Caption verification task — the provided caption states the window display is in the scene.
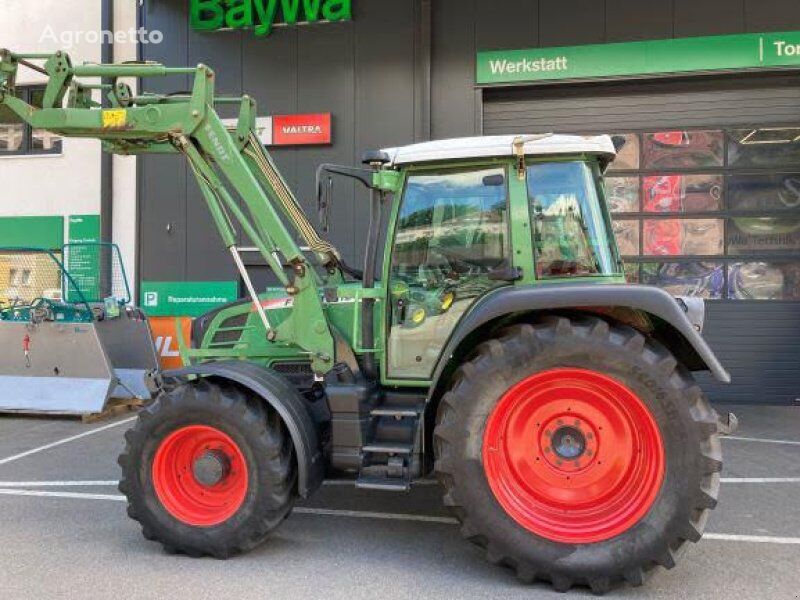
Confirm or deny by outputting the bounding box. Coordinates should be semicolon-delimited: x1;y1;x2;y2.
643;219;723;256
605;177;639;213
641;262;724;298
728;261;800;300
606;126;800;300
643;130;724;169
728;127;800;168
642;174;722;213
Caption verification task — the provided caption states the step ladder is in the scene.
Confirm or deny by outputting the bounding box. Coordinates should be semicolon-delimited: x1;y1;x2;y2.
356;399;423;491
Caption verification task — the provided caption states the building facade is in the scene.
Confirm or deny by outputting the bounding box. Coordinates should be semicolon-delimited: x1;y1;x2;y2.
2;1;799;404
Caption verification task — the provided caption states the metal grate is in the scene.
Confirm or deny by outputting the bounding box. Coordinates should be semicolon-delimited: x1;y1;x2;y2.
61;242;130;304
0;249;65;307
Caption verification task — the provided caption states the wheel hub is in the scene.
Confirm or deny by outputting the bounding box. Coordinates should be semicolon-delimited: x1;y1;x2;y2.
551;425;586;460
192;449;231;487
482;368;665;544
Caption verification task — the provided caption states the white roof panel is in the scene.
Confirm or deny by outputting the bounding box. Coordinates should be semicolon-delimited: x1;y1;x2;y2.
382;134;616;166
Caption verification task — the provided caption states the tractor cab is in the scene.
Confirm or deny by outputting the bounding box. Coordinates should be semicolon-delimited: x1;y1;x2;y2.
372;134;626;380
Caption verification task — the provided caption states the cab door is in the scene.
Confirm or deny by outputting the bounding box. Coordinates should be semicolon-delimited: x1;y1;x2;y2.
384;164;512;382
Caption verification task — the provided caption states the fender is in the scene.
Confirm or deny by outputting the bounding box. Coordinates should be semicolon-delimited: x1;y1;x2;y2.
164;360;324;498
428;283;730;399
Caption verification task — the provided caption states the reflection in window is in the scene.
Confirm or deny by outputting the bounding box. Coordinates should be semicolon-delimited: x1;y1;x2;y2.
613;219;639;256
727;216;800;254
728;262;800;300
32;129;62;153
643;130;723;169
623;263;639;283
642;174;722;213
728;173;800;211
643;219;723;256
728;128;800;168
641;262;724;298
528;161;618;277
0;124;24;152
387;167;509;379
608;133;639;170
604;177;639;213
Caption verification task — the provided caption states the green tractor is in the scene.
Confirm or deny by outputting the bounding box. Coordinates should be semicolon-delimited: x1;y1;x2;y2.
0;50;729;593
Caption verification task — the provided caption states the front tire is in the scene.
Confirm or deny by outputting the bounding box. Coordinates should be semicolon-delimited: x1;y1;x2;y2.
118;379;296;558
433;317;721;593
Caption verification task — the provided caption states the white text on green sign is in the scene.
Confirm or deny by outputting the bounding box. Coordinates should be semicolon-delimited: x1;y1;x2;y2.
477;31;800;85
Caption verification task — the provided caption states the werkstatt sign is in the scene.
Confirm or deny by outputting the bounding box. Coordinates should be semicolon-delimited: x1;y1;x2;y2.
140;281;238;317
477;31;800;85
191;0;352;37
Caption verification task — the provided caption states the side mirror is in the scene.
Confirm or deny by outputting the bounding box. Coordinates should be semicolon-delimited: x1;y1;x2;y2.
362;150;391;166
482;174;505;187
611;135;627;153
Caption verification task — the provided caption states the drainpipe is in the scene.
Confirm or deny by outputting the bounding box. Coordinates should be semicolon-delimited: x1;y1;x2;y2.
100;0;113;244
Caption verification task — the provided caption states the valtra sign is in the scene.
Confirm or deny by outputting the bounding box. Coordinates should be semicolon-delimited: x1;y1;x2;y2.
271;113;331;145
190;0;352;37
221;113;332;145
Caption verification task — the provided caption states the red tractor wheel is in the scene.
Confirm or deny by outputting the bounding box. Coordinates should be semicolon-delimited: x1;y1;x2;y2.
434;317;721;594
118;380;296;558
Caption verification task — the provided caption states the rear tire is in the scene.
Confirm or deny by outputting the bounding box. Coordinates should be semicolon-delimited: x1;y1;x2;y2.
433;317;721;593
118;379;296;558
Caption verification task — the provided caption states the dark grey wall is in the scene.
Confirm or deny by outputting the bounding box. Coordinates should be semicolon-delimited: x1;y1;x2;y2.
140;0;424;280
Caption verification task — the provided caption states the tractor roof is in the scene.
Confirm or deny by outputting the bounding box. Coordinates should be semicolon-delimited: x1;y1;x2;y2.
382;134;616;166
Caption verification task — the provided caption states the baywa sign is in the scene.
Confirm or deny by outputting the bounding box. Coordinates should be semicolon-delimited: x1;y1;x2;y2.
191;0;352;37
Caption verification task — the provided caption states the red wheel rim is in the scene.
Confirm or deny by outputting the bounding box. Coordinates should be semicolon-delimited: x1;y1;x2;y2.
152;425;249;527
482;368;665;544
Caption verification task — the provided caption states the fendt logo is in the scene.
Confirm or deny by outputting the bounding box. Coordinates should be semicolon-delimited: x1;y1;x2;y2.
191;0;352;37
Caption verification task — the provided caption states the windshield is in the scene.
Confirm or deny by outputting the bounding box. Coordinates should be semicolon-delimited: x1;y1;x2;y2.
527;161;619;278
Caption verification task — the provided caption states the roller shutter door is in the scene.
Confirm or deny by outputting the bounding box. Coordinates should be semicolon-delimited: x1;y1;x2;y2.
483;74;800;405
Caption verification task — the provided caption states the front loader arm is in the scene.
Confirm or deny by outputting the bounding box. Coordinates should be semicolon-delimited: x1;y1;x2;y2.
0;49;336;375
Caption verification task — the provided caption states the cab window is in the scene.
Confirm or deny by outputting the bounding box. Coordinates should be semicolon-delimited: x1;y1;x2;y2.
527;161;618;278
386;166;509;379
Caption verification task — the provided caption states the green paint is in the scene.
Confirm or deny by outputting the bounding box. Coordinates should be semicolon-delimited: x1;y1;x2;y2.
477;31;800;85
0;216;63;249
190;0;352;37
66;214;102;301
140;281;238;317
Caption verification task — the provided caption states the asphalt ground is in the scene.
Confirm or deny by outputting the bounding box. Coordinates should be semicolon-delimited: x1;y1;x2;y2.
0;403;798;599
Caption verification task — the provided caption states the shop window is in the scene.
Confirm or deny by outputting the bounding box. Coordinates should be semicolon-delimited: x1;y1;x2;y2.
642;174;722;213
612;219;639;256
641;262;724;299
728;173;800;211
643;130;724;170
726;216;800;254
0;87;62;156
728;128;800;168
643;219;724;256
608;133;639;170
623;262;639;283
605;176;639;213
605;126;800;300
728;261;800;300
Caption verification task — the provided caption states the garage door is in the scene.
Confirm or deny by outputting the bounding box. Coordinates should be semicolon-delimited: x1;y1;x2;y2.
484;74;800;405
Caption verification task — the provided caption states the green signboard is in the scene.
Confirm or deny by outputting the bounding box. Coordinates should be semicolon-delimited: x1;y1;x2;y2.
0;216;63;249
140;281;239;317
477;31;800;85
66;214;101;301
190;0;352;37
